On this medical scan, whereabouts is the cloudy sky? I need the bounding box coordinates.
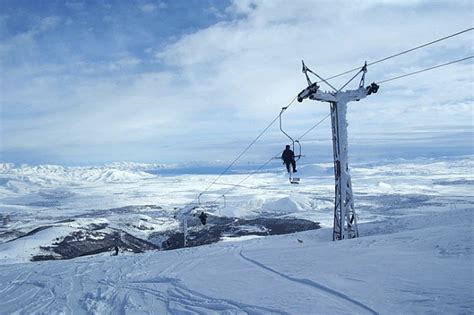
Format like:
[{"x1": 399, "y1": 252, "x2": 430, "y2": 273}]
[{"x1": 0, "y1": 0, "x2": 472, "y2": 166}]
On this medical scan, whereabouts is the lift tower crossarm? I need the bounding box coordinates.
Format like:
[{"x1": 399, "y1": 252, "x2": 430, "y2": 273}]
[
  {"x1": 297, "y1": 64, "x2": 378, "y2": 241},
  {"x1": 300, "y1": 86, "x2": 369, "y2": 104}
]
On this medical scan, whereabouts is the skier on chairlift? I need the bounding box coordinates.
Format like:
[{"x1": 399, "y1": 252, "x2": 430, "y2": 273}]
[
  {"x1": 199, "y1": 211, "x2": 208, "y2": 225},
  {"x1": 281, "y1": 145, "x2": 297, "y2": 174}
]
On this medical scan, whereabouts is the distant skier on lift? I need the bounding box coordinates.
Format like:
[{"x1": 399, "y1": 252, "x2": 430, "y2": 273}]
[
  {"x1": 198, "y1": 211, "x2": 208, "y2": 225},
  {"x1": 282, "y1": 145, "x2": 297, "y2": 173}
]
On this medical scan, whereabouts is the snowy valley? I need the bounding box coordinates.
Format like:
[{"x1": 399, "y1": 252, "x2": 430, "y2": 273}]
[{"x1": 0, "y1": 156, "x2": 472, "y2": 314}]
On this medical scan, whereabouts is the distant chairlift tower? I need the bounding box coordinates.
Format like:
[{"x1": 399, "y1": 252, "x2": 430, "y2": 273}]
[{"x1": 297, "y1": 61, "x2": 379, "y2": 240}]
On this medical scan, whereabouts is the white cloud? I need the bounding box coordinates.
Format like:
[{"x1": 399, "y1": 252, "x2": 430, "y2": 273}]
[
  {"x1": 155, "y1": 0, "x2": 472, "y2": 126},
  {"x1": 0, "y1": 15, "x2": 61, "y2": 56},
  {"x1": 141, "y1": 4, "x2": 157, "y2": 13},
  {"x1": 1, "y1": 0, "x2": 473, "y2": 164},
  {"x1": 38, "y1": 16, "x2": 61, "y2": 32},
  {"x1": 65, "y1": 1, "x2": 85, "y2": 10}
]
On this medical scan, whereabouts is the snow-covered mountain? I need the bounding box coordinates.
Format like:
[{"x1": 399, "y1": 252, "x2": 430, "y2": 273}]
[{"x1": 0, "y1": 156, "x2": 472, "y2": 313}]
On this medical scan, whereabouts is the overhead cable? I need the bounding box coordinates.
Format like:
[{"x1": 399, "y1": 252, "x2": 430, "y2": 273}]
[
  {"x1": 200, "y1": 96, "x2": 297, "y2": 191},
  {"x1": 217, "y1": 153, "x2": 280, "y2": 200},
  {"x1": 319, "y1": 27, "x2": 473, "y2": 83},
  {"x1": 376, "y1": 55, "x2": 473, "y2": 84},
  {"x1": 209, "y1": 112, "x2": 333, "y2": 201},
  {"x1": 297, "y1": 113, "x2": 331, "y2": 141},
  {"x1": 182, "y1": 96, "x2": 297, "y2": 209}
]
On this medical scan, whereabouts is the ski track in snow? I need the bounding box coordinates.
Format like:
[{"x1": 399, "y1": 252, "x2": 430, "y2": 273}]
[
  {"x1": 238, "y1": 249, "x2": 379, "y2": 315},
  {"x1": 0, "y1": 255, "x2": 285, "y2": 314},
  {"x1": 124, "y1": 278, "x2": 287, "y2": 315}
]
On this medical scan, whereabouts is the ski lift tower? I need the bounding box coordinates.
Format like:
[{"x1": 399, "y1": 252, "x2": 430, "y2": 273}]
[{"x1": 297, "y1": 61, "x2": 379, "y2": 240}]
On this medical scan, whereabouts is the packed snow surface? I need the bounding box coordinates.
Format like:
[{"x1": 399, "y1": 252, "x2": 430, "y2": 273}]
[{"x1": 0, "y1": 156, "x2": 473, "y2": 314}]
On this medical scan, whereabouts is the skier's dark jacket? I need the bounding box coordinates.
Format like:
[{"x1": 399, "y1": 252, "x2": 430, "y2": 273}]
[{"x1": 281, "y1": 148, "x2": 295, "y2": 163}]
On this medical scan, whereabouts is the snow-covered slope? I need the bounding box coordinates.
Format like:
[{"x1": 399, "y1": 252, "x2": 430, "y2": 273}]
[
  {"x1": 0, "y1": 207, "x2": 472, "y2": 314},
  {"x1": 0, "y1": 156, "x2": 472, "y2": 313}
]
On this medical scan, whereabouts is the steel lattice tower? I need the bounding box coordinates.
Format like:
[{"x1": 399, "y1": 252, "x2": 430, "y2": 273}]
[{"x1": 297, "y1": 62, "x2": 379, "y2": 240}]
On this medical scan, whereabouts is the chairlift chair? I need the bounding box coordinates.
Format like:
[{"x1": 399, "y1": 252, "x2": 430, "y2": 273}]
[{"x1": 279, "y1": 107, "x2": 302, "y2": 184}]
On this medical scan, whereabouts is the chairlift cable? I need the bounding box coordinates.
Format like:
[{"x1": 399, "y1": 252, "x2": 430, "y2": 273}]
[
  {"x1": 200, "y1": 96, "x2": 297, "y2": 192},
  {"x1": 317, "y1": 27, "x2": 473, "y2": 83},
  {"x1": 225, "y1": 153, "x2": 280, "y2": 191},
  {"x1": 376, "y1": 55, "x2": 473, "y2": 84},
  {"x1": 209, "y1": 153, "x2": 281, "y2": 204},
  {"x1": 296, "y1": 56, "x2": 472, "y2": 143},
  {"x1": 296, "y1": 113, "x2": 331, "y2": 141},
  {"x1": 209, "y1": 111, "x2": 333, "y2": 201},
  {"x1": 337, "y1": 66, "x2": 365, "y2": 93},
  {"x1": 210, "y1": 182, "x2": 253, "y2": 189},
  {"x1": 181, "y1": 96, "x2": 298, "y2": 211}
]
